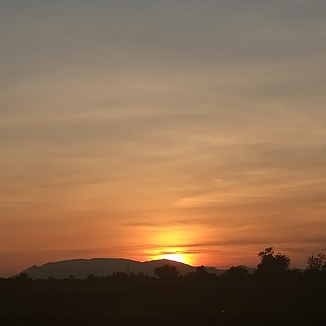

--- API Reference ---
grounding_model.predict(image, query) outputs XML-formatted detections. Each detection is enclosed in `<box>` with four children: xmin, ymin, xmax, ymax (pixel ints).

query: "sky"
<box><xmin>1</xmin><ymin>0</ymin><xmax>326</xmax><ymax>277</ymax></box>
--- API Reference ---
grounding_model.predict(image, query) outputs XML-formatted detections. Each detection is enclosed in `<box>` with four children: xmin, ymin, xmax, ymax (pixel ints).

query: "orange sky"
<box><xmin>1</xmin><ymin>1</ymin><xmax>326</xmax><ymax>277</ymax></box>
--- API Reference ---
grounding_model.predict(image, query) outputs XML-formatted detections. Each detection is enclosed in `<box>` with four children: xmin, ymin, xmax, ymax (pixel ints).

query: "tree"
<box><xmin>154</xmin><ymin>264</ymin><xmax>179</xmax><ymax>282</ymax></box>
<box><xmin>154</xmin><ymin>265</ymin><xmax>179</xmax><ymax>301</ymax></box>
<box><xmin>15</xmin><ymin>272</ymin><xmax>29</xmax><ymax>280</ymax></box>
<box><xmin>306</xmin><ymin>253</ymin><xmax>326</xmax><ymax>271</ymax></box>
<box><xmin>193</xmin><ymin>265</ymin><xmax>216</xmax><ymax>281</ymax></box>
<box><xmin>87</xmin><ymin>274</ymin><xmax>97</xmax><ymax>280</ymax></box>
<box><xmin>196</xmin><ymin>265</ymin><xmax>208</xmax><ymax>277</ymax></box>
<box><xmin>256</xmin><ymin>247</ymin><xmax>290</xmax><ymax>275</ymax></box>
<box><xmin>221</xmin><ymin>266</ymin><xmax>249</xmax><ymax>281</ymax></box>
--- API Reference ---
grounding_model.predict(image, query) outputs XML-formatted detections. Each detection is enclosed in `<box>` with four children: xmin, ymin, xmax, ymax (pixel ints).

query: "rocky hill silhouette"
<box><xmin>21</xmin><ymin>258</ymin><xmax>226</xmax><ymax>279</ymax></box>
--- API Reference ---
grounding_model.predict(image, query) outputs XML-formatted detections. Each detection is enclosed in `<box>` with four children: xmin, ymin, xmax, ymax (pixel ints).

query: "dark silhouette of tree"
<box><xmin>15</xmin><ymin>272</ymin><xmax>29</xmax><ymax>280</ymax></box>
<box><xmin>154</xmin><ymin>265</ymin><xmax>179</xmax><ymax>301</ymax></box>
<box><xmin>195</xmin><ymin>265</ymin><xmax>209</xmax><ymax>277</ymax></box>
<box><xmin>256</xmin><ymin>247</ymin><xmax>290</xmax><ymax>275</ymax></box>
<box><xmin>221</xmin><ymin>266</ymin><xmax>249</xmax><ymax>281</ymax></box>
<box><xmin>87</xmin><ymin>274</ymin><xmax>97</xmax><ymax>280</ymax></box>
<box><xmin>154</xmin><ymin>264</ymin><xmax>179</xmax><ymax>282</ymax></box>
<box><xmin>193</xmin><ymin>265</ymin><xmax>217</xmax><ymax>281</ymax></box>
<box><xmin>306</xmin><ymin>253</ymin><xmax>326</xmax><ymax>271</ymax></box>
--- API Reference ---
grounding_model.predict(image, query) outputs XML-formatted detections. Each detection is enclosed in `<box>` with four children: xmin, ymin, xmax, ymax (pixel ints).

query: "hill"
<box><xmin>20</xmin><ymin>258</ymin><xmax>226</xmax><ymax>279</ymax></box>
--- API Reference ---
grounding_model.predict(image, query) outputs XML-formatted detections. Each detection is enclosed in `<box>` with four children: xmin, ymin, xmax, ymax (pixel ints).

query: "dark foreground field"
<box><xmin>1</xmin><ymin>272</ymin><xmax>326</xmax><ymax>326</ymax></box>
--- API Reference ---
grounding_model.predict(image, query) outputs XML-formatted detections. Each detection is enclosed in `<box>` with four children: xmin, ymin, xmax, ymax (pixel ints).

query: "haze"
<box><xmin>1</xmin><ymin>0</ymin><xmax>326</xmax><ymax>277</ymax></box>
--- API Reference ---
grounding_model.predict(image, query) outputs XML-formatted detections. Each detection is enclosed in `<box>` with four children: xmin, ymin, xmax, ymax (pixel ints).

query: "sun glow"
<box><xmin>151</xmin><ymin>249</ymin><xmax>195</xmax><ymax>265</ymax></box>
<box><xmin>159</xmin><ymin>253</ymin><xmax>186</xmax><ymax>264</ymax></box>
<box><xmin>146</xmin><ymin>228</ymin><xmax>199</xmax><ymax>266</ymax></box>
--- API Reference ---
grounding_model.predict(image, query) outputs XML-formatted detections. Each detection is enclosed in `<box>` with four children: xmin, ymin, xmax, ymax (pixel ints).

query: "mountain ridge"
<box><xmin>21</xmin><ymin>257</ymin><xmax>231</xmax><ymax>279</ymax></box>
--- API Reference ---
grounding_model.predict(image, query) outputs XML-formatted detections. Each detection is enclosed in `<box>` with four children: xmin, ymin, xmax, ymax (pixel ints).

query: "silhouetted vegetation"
<box><xmin>256</xmin><ymin>247</ymin><xmax>290</xmax><ymax>277</ymax></box>
<box><xmin>306</xmin><ymin>253</ymin><xmax>326</xmax><ymax>271</ymax></box>
<box><xmin>220</xmin><ymin>265</ymin><xmax>249</xmax><ymax>281</ymax></box>
<box><xmin>1</xmin><ymin>248</ymin><xmax>326</xmax><ymax>325</ymax></box>
<box><xmin>154</xmin><ymin>264</ymin><xmax>179</xmax><ymax>282</ymax></box>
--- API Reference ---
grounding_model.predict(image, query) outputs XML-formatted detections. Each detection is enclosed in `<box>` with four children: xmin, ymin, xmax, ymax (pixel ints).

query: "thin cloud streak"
<box><xmin>1</xmin><ymin>1</ymin><xmax>326</xmax><ymax>276</ymax></box>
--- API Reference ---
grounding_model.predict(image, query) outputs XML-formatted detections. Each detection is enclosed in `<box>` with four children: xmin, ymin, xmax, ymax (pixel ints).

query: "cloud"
<box><xmin>1</xmin><ymin>0</ymin><xmax>326</xmax><ymax>275</ymax></box>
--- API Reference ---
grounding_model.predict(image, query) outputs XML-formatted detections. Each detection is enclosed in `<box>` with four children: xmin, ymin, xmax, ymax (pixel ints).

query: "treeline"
<box><xmin>9</xmin><ymin>246</ymin><xmax>326</xmax><ymax>282</ymax></box>
<box><xmin>1</xmin><ymin>247</ymin><xmax>326</xmax><ymax>325</ymax></box>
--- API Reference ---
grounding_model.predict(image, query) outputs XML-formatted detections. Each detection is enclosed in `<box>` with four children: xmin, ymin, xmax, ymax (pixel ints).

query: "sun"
<box><xmin>146</xmin><ymin>228</ymin><xmax>197</xmax><ymax>265</ymax></box>
<box><xmin>160</xmin><ymin>253</ymin><xmax>185</xmax><ymax>263</ymax></box>
<box><xmin>150</xmin><ymin>249</ymin><xmax>194</xmax><ymax>265</ymax></box>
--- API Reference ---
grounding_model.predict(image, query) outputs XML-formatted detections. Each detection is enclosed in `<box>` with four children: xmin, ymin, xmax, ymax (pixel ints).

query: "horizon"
<box><xmin>9</xmin><ymin>255</ymin><xmax>257</xmax><ymax>279</ymax></box>
<box><xmin>2</xmin><ymin>250</ymin><xmax>310</xmax><ymax>278</ymax></box>
<box><xmin>4</xmin><ymin>256</ymin><xmax>245</xmax><ymax>279</ymax></box>
<box><xmin>1</xmin><ymin>1</ymin><xmax>326</xmax><ymax>278</ymax></box>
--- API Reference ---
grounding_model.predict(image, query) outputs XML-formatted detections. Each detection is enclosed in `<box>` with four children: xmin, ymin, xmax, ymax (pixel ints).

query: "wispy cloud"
<box><xmin>1</xmin><ymin>0</ymin><xmax>326</xmax><ymax>276</ymax></box>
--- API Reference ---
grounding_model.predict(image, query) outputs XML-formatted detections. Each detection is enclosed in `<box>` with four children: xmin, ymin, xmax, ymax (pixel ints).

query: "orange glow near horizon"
<box><xmin>2</xmin><ymin>1</ymin><xmax>326</xmax><ymax>279</ymax></box>
<box><xmin>160</xmin><ymin>253</ymin><xmax>185</xmax><ymax>263</ymax></box>
<box><xmin>151</xmin><ymin>250</ymin><xmax>194</xmax><ymax>265</ymax></box>
<box><xmin>146</xmin><ymin>228</ymin><xmax>198</xmax><ymax>266</ymax></box>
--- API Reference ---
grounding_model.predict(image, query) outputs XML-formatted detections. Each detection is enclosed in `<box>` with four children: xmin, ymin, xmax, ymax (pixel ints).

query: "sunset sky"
<box><xmin>1</xmin><ymin>1</ymin><xmax>326</xmax><ymax>277</ymax></box>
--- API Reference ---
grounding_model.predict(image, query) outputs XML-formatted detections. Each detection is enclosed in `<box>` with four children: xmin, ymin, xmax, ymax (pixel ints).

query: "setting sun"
<box><xmin>159</xmin><ymin>253</ymin><xmax>185</xmax><ymax>264</ymax></box>
<box><xmin>145</xmin><ymin>228</ymin><xmax>197</xmax><ymax>266</ymax></box>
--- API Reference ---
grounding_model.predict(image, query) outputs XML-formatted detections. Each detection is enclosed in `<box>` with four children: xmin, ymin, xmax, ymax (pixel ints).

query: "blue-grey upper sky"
<box><xmin>1</xmin><ymin>0</ymin><xmax>326</xmax><ymax>276</ymax></box>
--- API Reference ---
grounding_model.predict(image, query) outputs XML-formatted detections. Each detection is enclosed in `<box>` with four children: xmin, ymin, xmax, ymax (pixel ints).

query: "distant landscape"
<box><xmin>20</xmin><ymin>257</ymin><xmax>233</xmax><ymax>279</ymax></box>
<box><xmin>3</xmin><ymin>1</ymin><xmax>326</xmax><ymax>325</ymax></box>
<box><xmin>1</xmin><ymin>248</ymin><xmax>326</xmax><ymax>325</ymax></box>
